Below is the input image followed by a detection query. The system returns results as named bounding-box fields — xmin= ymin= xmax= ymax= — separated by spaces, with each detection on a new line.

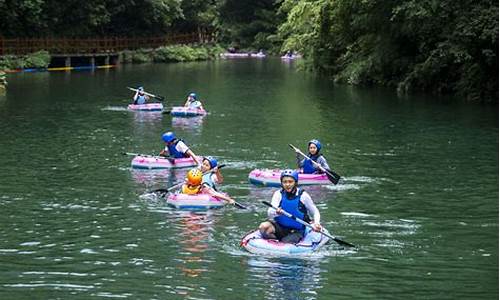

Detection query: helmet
xmin=162 ymin=131 xmax=176 ymax=143
xmin=188 ymin=92 xmax=197 ymax=100
xmin=186 ymin=168 xmax=203 ymax=186
xmin=203 ymin=156 xmax=218 ymax=169
xmin=280 ymin=169 xmax=299 ymax=183
xmin=308 ymin=139 xmax=322 ymax=152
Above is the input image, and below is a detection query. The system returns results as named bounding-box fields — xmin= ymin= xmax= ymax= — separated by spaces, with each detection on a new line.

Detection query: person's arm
xmin=184 ymin=149 xmax=202 ymax=165
xmin=213 ymin=168 xmax=223 ymax=184
xmin=316 ymin=156 xmax=330 ymax=172
xmin=184 ymin=98 xmax=190 ymax=107
xmin=296 ymin=153 xmax=305 ymax=168
xmin=301 ymin=192 xmax=321 ymax=225
xmin=202 ymin=185 xmax=234 ymax=204
xmin=159 ymin=146 xmax=170 ymax=157
xmin=133 ymin=91 xmax=139 ymax=104
xmin=267 ymin=190 xmax=282 ymax=219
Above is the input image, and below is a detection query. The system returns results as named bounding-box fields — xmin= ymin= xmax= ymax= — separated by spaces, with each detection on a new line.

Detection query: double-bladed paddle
xmin=127 ymin=87 xmax=165 ymax=101
xmin=262 ymin=201 xmax=356 ymax=248
xmin=289 ymin=144 xmax=341 ymax=184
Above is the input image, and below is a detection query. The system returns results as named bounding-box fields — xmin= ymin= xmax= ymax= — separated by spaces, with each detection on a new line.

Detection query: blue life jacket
xmin=135 ymin=94 xmax=146 ymax=105
xmin=275 ymin=188 xmax=307 ymax=231
xmin=167 ymin=140 xmax=188 ymax=158
xmin=303 ymin=154 xmax=321 ymax=174
xmin=202 ymin=173 xmax=217 ymax=191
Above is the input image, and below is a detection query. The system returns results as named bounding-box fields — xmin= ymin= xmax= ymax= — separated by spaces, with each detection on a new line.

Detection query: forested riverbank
xmin=0 ymin=0 xmax=497 ymax=102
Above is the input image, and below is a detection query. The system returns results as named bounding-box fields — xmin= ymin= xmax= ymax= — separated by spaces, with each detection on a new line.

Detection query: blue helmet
xmin=162 ymin=131 xmax=176 ymax=143
xmin=280 ymin=169 xmax=299 ymax=183
xmin=308 ymin=139 xmax=322 ymax=152
xmin=203 ymin=156 xmax=218 ymax=168
xmin=188 ymin=92 xmax=197 ymax=100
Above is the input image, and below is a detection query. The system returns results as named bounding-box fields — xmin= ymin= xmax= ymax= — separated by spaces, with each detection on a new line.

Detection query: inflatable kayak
xmin=241 ymin=228 xmax=330 ymax=255
xmin=127 ymin=103 xmax=163 ymax=111
xmin=166 ymin=193 xmax=225 ymax=209
xmin=131 ymin=155 xmax=199 ymax=169
xmin=170 ymin=106 xmax=207 ymax=117
xmin=248 ymin=169 xmax=330 ymax=187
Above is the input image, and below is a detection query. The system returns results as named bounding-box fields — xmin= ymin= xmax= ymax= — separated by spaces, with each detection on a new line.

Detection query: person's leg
xmin=280 ymin=231 xmax=303 ymax=244
xmin=258 ymin=220 xmax=277 ymax=239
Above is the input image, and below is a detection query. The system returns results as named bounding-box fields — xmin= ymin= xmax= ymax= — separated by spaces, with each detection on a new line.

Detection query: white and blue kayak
xmin=240 ymin=227 xmax=330 ymax=255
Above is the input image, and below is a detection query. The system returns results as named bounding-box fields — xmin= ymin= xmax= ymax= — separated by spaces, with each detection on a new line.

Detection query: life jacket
xmin=181 ymin=184 xmax=201 ymax=195
xmin=167 ymin=140 xmax=188 ymax=158
xmin=202 ymin=173 xmax=217 ymax=191
xmin=135 ymin=94 xmax=146 ymax=105
xmin=303 ymin=154 xmax=322 ymax=174
xmin=275 ymin=188 xmax=308 ymax=231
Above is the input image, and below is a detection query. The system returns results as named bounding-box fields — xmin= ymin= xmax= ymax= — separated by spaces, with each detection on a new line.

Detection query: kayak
xmin=240 ymin=228 xmax=330 ymax=255
xmin=248 ymin=169 xmax=330 ymax=187
xmin=250 ymin=53 xmax=266 ymax=58
xmin=170 ymin=106 xmax=207 ymax=117
xmin=281 ymin=55 xmax=301 ymax=60
xmin=131 ymin=155 xmax=199 ymax=169
xmin=127 ymin=103 xmax=163 ymax=111
xmin=220 ymin=53 xmax=250 ymax=58
xmin=166 ymin=193 xmax=225 ymax=209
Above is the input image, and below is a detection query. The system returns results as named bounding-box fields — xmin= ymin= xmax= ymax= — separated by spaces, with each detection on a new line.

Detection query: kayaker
xmin=258 ymin=169 xmax=322 ymax=243
xmin=159 ymin=131 xmax=201 ymax=165
xmin=296 ymin=139 xmax=330 ymax=174
xmin=200 ymin=156 xmax=223 ymax=190
xmin=181 ymin=168 xmax=235 ymax=204
xmin=133 ymin=86 xmax=150 ymax=105
xmin=184 ymin=92 xmax=204 ymax=110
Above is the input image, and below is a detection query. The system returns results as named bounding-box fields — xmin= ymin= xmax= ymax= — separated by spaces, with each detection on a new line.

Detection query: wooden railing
xmin=0 ymin=31 xmax=214 ymax=56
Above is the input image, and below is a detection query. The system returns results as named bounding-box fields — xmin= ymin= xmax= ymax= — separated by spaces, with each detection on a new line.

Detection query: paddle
xmin=289 ymin=144 xmax=341 ymax=185
xmin=262 ymin=201 xmax=356 ymax=248
xmin=127 ymin=87 xmax=165 ymax=101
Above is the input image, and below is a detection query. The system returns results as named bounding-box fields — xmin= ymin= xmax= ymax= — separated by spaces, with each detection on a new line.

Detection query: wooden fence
xmin=0 ymin=31 xmax=214 ymax=56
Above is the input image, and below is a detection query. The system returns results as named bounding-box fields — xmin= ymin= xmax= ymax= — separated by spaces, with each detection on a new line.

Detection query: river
xmin=0 ymin=58 xmax=497 ymax=299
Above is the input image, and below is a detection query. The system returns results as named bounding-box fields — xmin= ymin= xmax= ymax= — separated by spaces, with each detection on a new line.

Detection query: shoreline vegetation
xmin=0 ymin=0 xmax=496 ymax=102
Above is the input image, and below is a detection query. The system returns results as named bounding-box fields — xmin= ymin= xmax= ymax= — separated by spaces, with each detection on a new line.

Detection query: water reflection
xmin=131 ymin=168 xmax=188 ymax=188
xmin=167 ymin=211 xmax=216 ymax=278
xmin=171 ymin=116 xmax=205 ymax=134
xmin=131 ymin=111 xmax=163 ymax=124
xmin=245 ymin=257 xmax=324 ymax=300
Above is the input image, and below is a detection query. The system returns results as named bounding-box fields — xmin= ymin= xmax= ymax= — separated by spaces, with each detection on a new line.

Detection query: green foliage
xmin=24 ymin=50 xmax=51 ymax=68
xmin=278 ymin=0 xmax=498 ymax=102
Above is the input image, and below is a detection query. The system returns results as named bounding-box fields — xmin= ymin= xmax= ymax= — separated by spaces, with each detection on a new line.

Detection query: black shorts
xmin=268 ymin=220 xmax=303 ymax=243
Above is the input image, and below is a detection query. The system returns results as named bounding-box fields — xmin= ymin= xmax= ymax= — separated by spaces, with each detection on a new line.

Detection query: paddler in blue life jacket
xmin=296 ymin=139 xmax=330 ymax=174
xmin=200 ymin=156 xmax=223 ymax=191
xmin=159 ymin=131 xmax=202 ymax=165
xmin=183 ymin=92 xmax=204 ymax=110
xmin=180 ymin=168 xmax=235 ymax=204
xmin=258 ymin=170 xmax=322 ymax=244
xmin=133 ymin=86 xmax=150 ymax=105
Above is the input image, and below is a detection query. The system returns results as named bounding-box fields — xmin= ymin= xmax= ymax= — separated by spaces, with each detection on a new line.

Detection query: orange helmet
xmin=186 ymin=168 xmax=203 ymax=186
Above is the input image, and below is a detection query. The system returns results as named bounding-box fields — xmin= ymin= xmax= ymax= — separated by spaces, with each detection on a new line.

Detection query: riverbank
xmin=0 ymin=44 xmax=225 ymax=73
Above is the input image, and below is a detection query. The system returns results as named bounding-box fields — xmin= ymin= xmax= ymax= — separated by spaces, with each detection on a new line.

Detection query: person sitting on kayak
xmin=258 ymin=169 xmax=322 ymax=244
xmin=200 ymin=156 xmax=223 ymax=190
xmin=133 ymin=86 xmax=150 ymax=105
xmin=181 ymin=168 xmax=235 ymax=204
xmin=296 ymin=139 xmax=330 ymax=174
xmin=184 ymin=92 xmax=204 ymax=110
xmin=159 ymin=131 xmax=201 ymax=165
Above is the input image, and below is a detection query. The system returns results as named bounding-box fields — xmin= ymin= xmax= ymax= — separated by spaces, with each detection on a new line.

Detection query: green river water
xmin=0 ymin=59 xmax=497 ymax=299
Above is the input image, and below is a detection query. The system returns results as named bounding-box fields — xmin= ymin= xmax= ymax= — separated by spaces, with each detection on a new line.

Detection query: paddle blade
xmin=262 ymin=201 xmax=273 ymax=208
xmin=234 ymin=202 xmax=247 ymax=209
xmin=324 ymin=169 xmax=341 ymax=185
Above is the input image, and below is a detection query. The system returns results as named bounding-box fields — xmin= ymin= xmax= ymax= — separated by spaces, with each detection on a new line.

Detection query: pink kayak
xmin=131 ymin=155 xmax=199 ymax=169
xmin=166 ymin=193 xmax=226 ymax=209
xmin=248 ymin=169 xmax=330 ymax=186
xmin=127 ymin=103 xmax=163 ymax=111
xmin=170 ymin=106 xmax=207 ymax=117
xmin=240 ymin=228 xmax=330 ymax=255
